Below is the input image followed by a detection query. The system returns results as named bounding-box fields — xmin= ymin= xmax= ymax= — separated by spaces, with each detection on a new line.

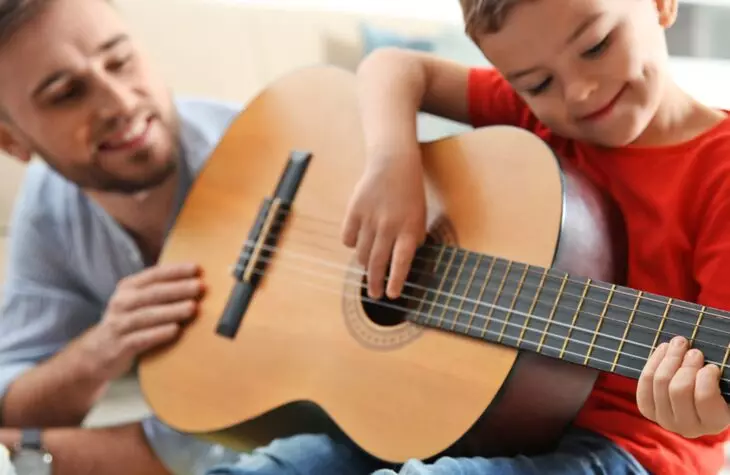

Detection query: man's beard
xmin=81 ymin=147 xmax=179 ymax=194
xmin=33 ymin=115 xmax=182 ymax=194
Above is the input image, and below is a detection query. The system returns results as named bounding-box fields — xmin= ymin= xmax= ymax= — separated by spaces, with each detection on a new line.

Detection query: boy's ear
xmin=655 ymin=0 xmax=678 ymax=28
xmin=0 ymin=123 xmax=32 ymax=163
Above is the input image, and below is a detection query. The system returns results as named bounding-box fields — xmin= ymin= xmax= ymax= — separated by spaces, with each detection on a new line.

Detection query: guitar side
xmin=138 ymin=65 xmax=626 ymax=463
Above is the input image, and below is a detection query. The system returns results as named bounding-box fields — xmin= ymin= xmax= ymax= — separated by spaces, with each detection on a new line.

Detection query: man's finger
xmin=128 ymin=278 xmax=205 ymax=309
xmin=124 ymin=300 xmax=199 ymax=333
xmin=123 ymin=263 xmax=201 ymax=288
xmin=122 ymin=323 xmax=182 ymax=356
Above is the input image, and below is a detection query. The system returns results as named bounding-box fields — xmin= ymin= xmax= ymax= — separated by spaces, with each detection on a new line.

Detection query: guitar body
xmin=139 ymin=66 xmax=627 ymax=462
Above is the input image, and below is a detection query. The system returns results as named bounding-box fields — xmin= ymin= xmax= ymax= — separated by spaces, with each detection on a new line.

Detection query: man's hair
xmin=459 ymin=0 xmax=532 ymax=37
xmin=0 ymin=0 xmax=50 ymax=46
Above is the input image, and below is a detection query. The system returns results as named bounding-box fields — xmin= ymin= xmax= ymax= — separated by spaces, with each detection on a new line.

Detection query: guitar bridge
xmin=216 ymin=150 xmax=313 ymax=338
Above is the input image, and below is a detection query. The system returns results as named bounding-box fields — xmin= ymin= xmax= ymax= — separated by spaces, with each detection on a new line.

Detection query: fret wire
xmin=411 ymin=249 xmax=730 ymax=337
xmin=538 ymin=271 xmax=567 ymax=353
xmin=560 ymin=278 xmax=590 ymax=359
xmin=483 ymin=260 xmax=511 ymax=338
xmin=722 ymin=345 xmax=730 ymax=373
xmin=518 ymin=266 xmax=547 ymax=346
xmin=584 ymin=284 xmax=615 ymax=366
xmin=475 ymin=258 xmax=497 ymax=338
xmin=651 ymin=298 xmax=672 ymax=351
xmin=450 ymin=253 xmax=482 ymax=332
xmin=445 ymin=311 xmax=730 ymax=395
xmin=611 ymin=290 xmax=642 ymax=372
xmin=690 ymin=306 xmax=705 ymax=346
xmin=419 ymin=246 xmax=447 ymax=325
xmin=400 ymin=249 xmax=730 ymax=359
xmin=512 ymin=264 xmax=532 ymax=347
xmin=434 ymin=248 xmax=468 ymax=329
xmin=496 ymin=261 xmax=515 ymax=344
xmin=424 ymin=246 xmax=455 ymax=327
xmin=420 ymin=247 xmax=730 ymax=322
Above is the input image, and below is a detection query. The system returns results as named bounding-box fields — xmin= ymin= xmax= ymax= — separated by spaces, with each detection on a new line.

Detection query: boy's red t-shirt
xmin=467 ymin=67 xmax=730 ymax=475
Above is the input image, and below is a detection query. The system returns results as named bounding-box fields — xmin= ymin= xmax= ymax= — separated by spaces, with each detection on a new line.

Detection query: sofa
xmin=1 ymin=0 xmax=730 ymax=470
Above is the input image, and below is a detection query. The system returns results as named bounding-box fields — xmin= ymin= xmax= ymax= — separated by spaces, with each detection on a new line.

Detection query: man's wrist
xmin=58 ymin=336 xmax=108 ymax=391
xmin=0 ymin=429 xmax=22 ymax=454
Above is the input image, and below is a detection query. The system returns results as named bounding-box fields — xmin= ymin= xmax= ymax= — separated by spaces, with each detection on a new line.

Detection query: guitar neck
xmin=405 ymin=245 xmax=730 ymax=401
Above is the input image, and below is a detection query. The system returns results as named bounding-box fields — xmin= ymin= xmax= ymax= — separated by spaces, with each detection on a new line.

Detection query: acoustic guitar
xmin=138 ymin=65 xmax=730 ymax=463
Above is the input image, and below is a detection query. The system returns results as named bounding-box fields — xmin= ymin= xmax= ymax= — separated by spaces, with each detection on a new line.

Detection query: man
xmin=0 ymin=0 xmax=324 ymax=473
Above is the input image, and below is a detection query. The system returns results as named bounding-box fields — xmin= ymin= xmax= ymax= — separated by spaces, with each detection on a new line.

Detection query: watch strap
xmin=20 ymin=428 xmax=43 ymax=451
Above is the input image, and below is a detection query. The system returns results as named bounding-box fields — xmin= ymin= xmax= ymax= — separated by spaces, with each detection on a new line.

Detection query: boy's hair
xmin=459 ymin=0 xmax=532 ymax=37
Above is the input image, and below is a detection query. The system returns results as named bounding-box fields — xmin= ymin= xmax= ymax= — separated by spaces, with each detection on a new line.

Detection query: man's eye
xmin=108 ymin=55 xmax=132 ymax=72
xmin=50 ymin=83 xmax=85 ymax=104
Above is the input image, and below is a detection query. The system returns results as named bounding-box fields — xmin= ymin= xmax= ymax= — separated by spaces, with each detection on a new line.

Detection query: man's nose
xmin=97 ymin=78 xmax=137 ymax=119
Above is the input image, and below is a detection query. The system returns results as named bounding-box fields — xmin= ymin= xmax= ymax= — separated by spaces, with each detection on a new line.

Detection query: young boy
xmin=209 ymin=0 xmax=730 ymax=474
xmin=339 ymin=0 xmax=730 ymax=474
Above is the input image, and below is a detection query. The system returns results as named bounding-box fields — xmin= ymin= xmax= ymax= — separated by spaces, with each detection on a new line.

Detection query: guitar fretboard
xmin=403 ymin=245 xmax=730 ymax=401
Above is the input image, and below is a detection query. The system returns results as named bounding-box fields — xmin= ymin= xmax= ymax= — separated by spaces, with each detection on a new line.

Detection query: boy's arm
xmin=356 ymin=46 xmax=473 ymax=160
xmin=344 ymin=48 xmax=473 ymax=299
xmin=0 ymin=424 xmax=171 ymax=475
xmin=637 ymin=162 xmax=730 ymax=438
xmin=344 ymin=47 xmax=532 ymax=299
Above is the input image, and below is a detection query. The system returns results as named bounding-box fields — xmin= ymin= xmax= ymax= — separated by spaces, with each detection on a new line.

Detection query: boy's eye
xmin=582 ymin=35 xmax=610 ymax=58
xmin=526 ymin=77 xmax=552 ymax=96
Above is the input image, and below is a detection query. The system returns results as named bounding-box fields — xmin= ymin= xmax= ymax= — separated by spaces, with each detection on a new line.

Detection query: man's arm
xmin=0 ymin=423 xmax=171 ymax=475
xmin=1 ymin=336 xmax=109 ymax=427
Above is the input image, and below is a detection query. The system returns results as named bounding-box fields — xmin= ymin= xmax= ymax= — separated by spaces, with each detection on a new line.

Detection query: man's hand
xmin=70 ymin=262 xmax=205 ymax=382
xmin=637 ymin=335 xmax=730 ymax=438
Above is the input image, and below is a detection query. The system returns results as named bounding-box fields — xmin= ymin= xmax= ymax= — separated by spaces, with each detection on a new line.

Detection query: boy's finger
xmin=637 ymin=341 xmax=668 ymax=420
xmin=668 ymin=349 xmax=703 ymax=430
xmin=386 ymin=235 xmax=419 ymax=299
xmin=653 ymin=337 xmax=689 ymax=425
xmin=368 ymin=232 xmax=396 ymax=299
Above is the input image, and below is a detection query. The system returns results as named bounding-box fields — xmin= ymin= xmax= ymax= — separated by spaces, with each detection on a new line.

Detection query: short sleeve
xmin=693 ymin=161 xmax=730 ymax=310
xmin=0 ymin=207 xmax=101 ymax=399
xmin=467 ymin=67 xmax=544 ymax=133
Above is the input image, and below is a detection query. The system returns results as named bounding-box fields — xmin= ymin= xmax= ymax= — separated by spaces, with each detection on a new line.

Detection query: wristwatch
xmin=11 ymin=429 xmax=52 ymax=475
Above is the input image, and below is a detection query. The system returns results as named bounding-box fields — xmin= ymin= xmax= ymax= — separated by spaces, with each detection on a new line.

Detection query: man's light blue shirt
xmin=0 ymin=97 xmax=244 ymax=474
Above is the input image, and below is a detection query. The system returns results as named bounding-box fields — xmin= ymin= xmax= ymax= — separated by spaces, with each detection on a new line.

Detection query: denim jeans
xmin=206 ymin=427 xmax=650 ymax=475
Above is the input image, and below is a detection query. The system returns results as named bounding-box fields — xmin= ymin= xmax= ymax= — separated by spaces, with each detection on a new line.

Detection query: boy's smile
xmin=471 ymin=0 xmax=680 ymax=147
xmin=577 ymin=83 xmax=628 ymax=123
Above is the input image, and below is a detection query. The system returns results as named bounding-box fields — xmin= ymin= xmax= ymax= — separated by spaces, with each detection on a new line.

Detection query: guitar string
xmin=253 ymin=208 xmax=730 ymax=321
xmin=235 ymin=263 xmax=730 ymax=390
xmin=235 ymin=247 xmax=730 ymax=362
xmin=232 ymin=235 xmax=730 ymax=350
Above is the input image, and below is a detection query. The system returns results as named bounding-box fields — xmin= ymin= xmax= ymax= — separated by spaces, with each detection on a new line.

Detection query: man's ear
xmin=0 ymin=122 xmax=32 ymax=163
xmin=655 ymin=0 xmax=678 ymax=28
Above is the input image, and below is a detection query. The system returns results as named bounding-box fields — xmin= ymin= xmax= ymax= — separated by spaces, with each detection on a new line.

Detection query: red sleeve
xmin=467 ymin=67 xmax=544 ymax=134
xmin=693 ymin=158 xmax=730 ymax=310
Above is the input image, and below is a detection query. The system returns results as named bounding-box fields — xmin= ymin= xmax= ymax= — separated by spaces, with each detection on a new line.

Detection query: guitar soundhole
xmin=360 ymin=236 xmax=438 ymax=328
xmin=342 ymin=217 xmax=456 ymax=349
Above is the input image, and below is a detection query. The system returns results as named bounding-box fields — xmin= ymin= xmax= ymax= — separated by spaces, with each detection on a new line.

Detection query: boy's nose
xmin=565 ymin=78 xmax=599 ymax=105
